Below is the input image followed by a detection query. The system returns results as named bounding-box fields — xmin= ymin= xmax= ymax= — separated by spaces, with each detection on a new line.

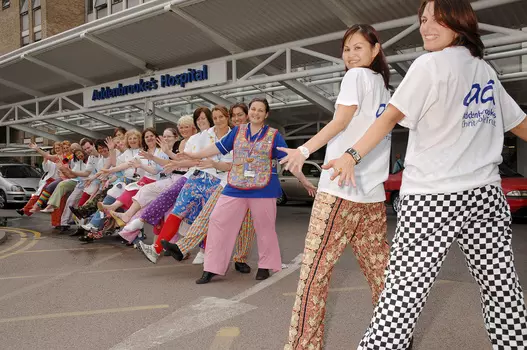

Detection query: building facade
xmin=0 ymin=0 xmax=85 ymax=56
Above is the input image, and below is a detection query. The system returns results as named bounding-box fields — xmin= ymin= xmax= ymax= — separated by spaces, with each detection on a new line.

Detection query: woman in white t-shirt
xmin=327 ymin=1 xmax=527 ymax=349
xmin=280 ymin=24 xmax=392 ymax=350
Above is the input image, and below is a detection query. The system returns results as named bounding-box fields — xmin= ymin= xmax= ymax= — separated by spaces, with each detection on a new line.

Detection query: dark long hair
xmin=141 ymin=127 xmax=159 ymax=151
xmin=341 ymin=24 xmax=390 ymax=89
xmin=418 ymin=0 xmax=484 ymax=59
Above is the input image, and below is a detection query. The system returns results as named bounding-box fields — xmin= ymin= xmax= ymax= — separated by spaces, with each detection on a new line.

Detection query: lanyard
xmin=246 ymin=126 xmax=264 ymax=161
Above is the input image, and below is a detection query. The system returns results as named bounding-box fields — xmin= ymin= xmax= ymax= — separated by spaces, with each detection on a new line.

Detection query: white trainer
xmin=138 ymin=241 xmax=159 ymax=264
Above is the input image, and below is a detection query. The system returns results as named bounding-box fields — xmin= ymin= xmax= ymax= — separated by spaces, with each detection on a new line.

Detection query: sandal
xmin=110 ymin=211 xmax=127 ymax=227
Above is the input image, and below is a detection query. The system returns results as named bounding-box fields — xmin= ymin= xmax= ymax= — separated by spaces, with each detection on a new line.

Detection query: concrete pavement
xmin=0 ymin=205 xmax=525 ymax=350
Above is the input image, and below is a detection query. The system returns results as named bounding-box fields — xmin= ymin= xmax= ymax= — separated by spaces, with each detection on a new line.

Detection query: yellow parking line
xmin=0 ymin=231 xmax=27 ymax=255
xmin=0 ymin=228 xmax=41 ymax=260
xmin=209 ymin=327 xmax=241 ymax=350
xmin=0 ymin=304 xmax=170 ymax=324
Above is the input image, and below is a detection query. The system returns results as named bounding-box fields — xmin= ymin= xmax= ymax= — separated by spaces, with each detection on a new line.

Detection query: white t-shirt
xmin=139 ymin=148 xmax=168 ymax=180
xmin=183 ymin=129 xmax=233 ymax=186
xmin=116 ymin=148 xmax=141 ymax=179
xmin=391 ymin=46 xmax=526 ymax=195
xmin=201 ymin=126 xmax=233 ymax=186
xmin=318 ymin=68 xmax=391 ymax=203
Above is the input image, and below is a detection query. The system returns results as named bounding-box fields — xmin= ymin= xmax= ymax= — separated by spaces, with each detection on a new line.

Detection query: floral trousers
xmin=285 ymin=192 xmax=390 ymax=350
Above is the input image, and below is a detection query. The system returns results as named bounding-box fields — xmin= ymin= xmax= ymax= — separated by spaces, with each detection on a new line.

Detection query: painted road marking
xmin=110 ymin=253 xmax=303 ymax=350
xmin=0 ymin=305 xmax=169 ymax=324
xmin=0 ymin=230 xmax=27 ymax=255
xmin=0 ymin=228 xmax=41 ymax=260
xmin=282 ymin=280 xmax=457 ymax=296
xmin=0 ymin=251 xmax=122 ymax=303
xmin=110 ymin=297 xmax=256 ymax=350
xmin=209 ymin=327 xmax=240 ymax=350
xmin=22 ymin=246 xmax=116 ymax=253
xmin=0 ymin=261 xmax=194 ymax=281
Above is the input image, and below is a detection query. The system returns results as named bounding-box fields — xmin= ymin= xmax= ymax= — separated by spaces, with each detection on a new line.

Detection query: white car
xmin=277 ymin=160 xmax=322 ymax=205
xmin=0 ymin=164 xmax=41 ymax=209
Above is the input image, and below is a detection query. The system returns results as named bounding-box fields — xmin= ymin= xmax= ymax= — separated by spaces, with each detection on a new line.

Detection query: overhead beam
xmin=0 ymin=77 xmax=45 ymax=97
xmin=169 ymin=5 xmax=335 ymax=116
xmin=81 ymin=33 xmax=152 ymax=71
xmin=45 ymin=119 xmax=106 ymax=140
xmin=84 ymin=111 xmax=137 ymax=130
xmin=0 ymin=152 xmax=43 ymax=157
xmin=9 ymin=124 xmax=66 ymax=142
xmin=199 ymin=93 xmax=233 ymax=106
xmin=134 ymin=104 xmax=180 ymax=124
xmin=22 ymin=55 xmax=95 ymax=87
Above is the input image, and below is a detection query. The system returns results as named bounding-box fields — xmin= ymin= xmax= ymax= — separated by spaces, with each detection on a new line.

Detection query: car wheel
xmin=391 ymin=192 xmax=400 ymax=213
xmin=277 ymin=190 xmax=288 ymax=206
xmin=0 ymin=190 xmax=6 ymax=210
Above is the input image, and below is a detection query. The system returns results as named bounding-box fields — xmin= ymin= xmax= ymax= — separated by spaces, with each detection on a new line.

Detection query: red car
xmin=385 ymin=164 xmax=527 ymax=219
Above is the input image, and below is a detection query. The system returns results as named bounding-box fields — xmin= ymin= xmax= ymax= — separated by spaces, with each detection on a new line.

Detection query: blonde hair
xmin=124 ymin=129 xmax=142 ymax=149
xmin=177 ymin=115 xmax=194 ymax=127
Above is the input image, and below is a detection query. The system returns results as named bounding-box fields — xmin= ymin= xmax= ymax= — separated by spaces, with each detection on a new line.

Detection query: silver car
xmin=0 ymin=164 xmax=41 ymax=208
xmin=277 ymin=160 xmax=322 ymax=205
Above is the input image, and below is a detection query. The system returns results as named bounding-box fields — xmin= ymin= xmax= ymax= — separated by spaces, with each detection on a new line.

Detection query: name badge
xmin=244 ymin=170 xmax=256 ymax=178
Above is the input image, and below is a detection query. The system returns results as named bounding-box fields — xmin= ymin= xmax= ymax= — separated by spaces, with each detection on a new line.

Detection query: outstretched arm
xmin=511 ymin=116 xmax=527 ymax=141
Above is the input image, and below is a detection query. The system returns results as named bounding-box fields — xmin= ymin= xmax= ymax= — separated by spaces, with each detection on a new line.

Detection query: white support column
xmin=143 ymin=100 xmax=155 ymax=129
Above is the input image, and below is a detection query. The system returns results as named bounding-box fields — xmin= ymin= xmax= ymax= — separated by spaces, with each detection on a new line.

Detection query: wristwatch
xmin=345 ymin=148 xmax=362 ymax=165
xmin=297 ymin=146 xmax=310 ymax=159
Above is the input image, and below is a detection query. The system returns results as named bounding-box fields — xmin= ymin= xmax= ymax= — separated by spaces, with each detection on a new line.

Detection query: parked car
xmin=0 ymin=164 xmax=41 ymax=209
xmin=385 ymin=164 xmax=527 ymax=219
xmin=277 ymin=160 xmax=322 ymax=205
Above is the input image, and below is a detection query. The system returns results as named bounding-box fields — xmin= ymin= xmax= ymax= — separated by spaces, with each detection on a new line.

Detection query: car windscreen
xmin=0 ymin=166 xmax=41 ymax=178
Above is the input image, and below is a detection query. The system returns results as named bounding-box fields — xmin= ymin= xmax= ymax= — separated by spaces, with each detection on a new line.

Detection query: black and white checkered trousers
xmin=358 ymin=185 xmax=527 ymax=350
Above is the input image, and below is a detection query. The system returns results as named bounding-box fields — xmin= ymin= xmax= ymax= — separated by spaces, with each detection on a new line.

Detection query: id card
xmin=244 ymin=162 xmax=256 ymax=178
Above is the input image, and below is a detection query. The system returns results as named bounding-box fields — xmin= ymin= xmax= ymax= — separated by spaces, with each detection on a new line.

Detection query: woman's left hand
xmin=322 ymin=154 xmax=357 ymax=187
xmin=277 ymin=147 xmax=306 ymax=173
xmin=301 ymin=181 xmax=317 ymax=197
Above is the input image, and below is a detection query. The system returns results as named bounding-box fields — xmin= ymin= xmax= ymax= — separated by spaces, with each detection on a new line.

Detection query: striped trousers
xmin=177 ymin=185 xmax=255 ymax=263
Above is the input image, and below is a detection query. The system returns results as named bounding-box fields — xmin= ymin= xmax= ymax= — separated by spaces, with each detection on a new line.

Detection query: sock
xmin=154 ymin=214 xmax=182 ymax=254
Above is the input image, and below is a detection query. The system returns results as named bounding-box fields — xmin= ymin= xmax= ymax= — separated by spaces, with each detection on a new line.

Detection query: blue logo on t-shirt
xmin=376 ymin=104 xmax=386 ymax=118
xmin=462 ymin=80 xmax=496 ymax=128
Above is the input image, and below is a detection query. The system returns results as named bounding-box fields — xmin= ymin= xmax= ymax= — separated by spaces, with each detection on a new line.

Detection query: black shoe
xmin=69 ymin=227 xmax=85 ymax=237
xmin=16 ymin=209 xmax=24 ymax=216
xmin=234 ymin=262 xmax=251 ymax=274
xmin=70 ymin=206 xmax=85 ymax=219
xmin=59 ymin=226 xmax=70 ymax=233
xmin=160 ymin=240 xmax=184 ymax=261
xmin=79 ymin=235 xmax=94 ymax=243
xmin=196 ymin=271 xmax=216 ymax=284
xmin=255 ymin=268 xmax=270 ymax=280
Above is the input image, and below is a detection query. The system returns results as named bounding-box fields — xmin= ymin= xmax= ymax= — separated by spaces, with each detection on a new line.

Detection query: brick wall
xmin=44 ymin=0 xmax=85 ymax=39
xmin=0 ymin=2 xmax=21 ymax=56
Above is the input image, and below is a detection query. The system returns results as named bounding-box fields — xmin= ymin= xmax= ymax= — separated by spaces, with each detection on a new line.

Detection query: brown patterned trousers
xmin=285 ymin=192 xmax=390 ymax=350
